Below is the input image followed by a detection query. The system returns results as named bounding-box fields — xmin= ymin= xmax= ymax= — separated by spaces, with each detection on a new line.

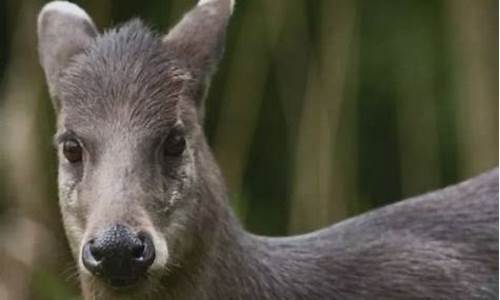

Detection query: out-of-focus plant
xmin=0 ymin=0 xmax=497 ymax=299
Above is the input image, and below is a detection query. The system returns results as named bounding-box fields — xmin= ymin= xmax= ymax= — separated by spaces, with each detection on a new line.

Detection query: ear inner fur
xmin=37 ymin=1 xmax=98 ymax=108
xmin=162 ymin=0 xmax=233 ymax=110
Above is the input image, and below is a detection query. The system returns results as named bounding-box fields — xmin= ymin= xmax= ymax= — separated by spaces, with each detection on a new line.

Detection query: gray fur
xmin=37 ymin=1 xmax=98 ymax=108
xmin=37 ymin=1 xmax=498 ymax=300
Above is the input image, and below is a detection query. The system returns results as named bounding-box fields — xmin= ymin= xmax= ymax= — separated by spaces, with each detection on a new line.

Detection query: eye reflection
xmin=63 ymin=139 xmax=83 ymax=163
xmin=163 ymin=130 xmax=186 ymax=157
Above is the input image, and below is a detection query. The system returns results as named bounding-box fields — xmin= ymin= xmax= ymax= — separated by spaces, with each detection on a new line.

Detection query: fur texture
xmin=37 ymin=1 xmax=499 ymax=299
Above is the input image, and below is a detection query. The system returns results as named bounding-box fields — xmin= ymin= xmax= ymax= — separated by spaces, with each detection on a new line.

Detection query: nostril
xmin=135 ymin=232 xmax=155 ymax=265
xmin=82 ymin=240 xmax=103 ymax=274
xmin=88 ymin=239 xmax=103 ymax=261
xmin=132 ymin=242 xmax=145 ymax=259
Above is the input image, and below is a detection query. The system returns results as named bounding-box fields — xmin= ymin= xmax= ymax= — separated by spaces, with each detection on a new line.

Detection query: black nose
xmin=82 ymin=224 xmax=155 ymax=288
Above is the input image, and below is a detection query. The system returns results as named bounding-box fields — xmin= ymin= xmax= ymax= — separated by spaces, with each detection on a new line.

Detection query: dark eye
xmin=62 ymin=139 xmax=83 ymax=163
xmin=164 ymin=131 xmax=186 ymax=157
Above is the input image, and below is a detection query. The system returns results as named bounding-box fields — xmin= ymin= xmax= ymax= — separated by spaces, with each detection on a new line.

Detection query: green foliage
xmin=0 ymin=0 xmax=497 ymax=299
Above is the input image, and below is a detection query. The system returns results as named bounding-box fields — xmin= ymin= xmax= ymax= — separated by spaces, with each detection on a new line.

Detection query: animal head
xmin=37 ymin=0 xmax=234 ymax=297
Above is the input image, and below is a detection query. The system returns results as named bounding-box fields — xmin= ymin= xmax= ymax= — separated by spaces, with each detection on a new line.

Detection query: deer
xmin=36 ymin=0 xmax=498 ymax=299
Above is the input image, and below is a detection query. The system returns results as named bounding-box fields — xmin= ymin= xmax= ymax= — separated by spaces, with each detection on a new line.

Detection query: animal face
xmin=37 ymin=0 xmax=233 ymax=297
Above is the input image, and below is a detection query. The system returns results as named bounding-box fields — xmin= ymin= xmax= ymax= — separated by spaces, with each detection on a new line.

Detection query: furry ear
xmin=37 ymin=1 xmax=98 ymax=109
xmin=163 ymin=0 xmax=235 ymax=111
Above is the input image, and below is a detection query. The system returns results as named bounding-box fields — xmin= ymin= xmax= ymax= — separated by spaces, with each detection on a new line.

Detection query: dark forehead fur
xmin=58 ymin=19 xmax=194 ymax=131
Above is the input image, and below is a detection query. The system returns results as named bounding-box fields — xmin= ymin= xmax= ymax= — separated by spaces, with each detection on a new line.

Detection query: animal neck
xmin=165 ymin=194 xmax=340 ymax=300
xmin=160 ymin=141 xmax=342 ymax=300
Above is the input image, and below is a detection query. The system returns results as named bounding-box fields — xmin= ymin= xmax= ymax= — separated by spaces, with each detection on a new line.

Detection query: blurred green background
xmin=0 ymin=0 xmax=497 ymax=299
